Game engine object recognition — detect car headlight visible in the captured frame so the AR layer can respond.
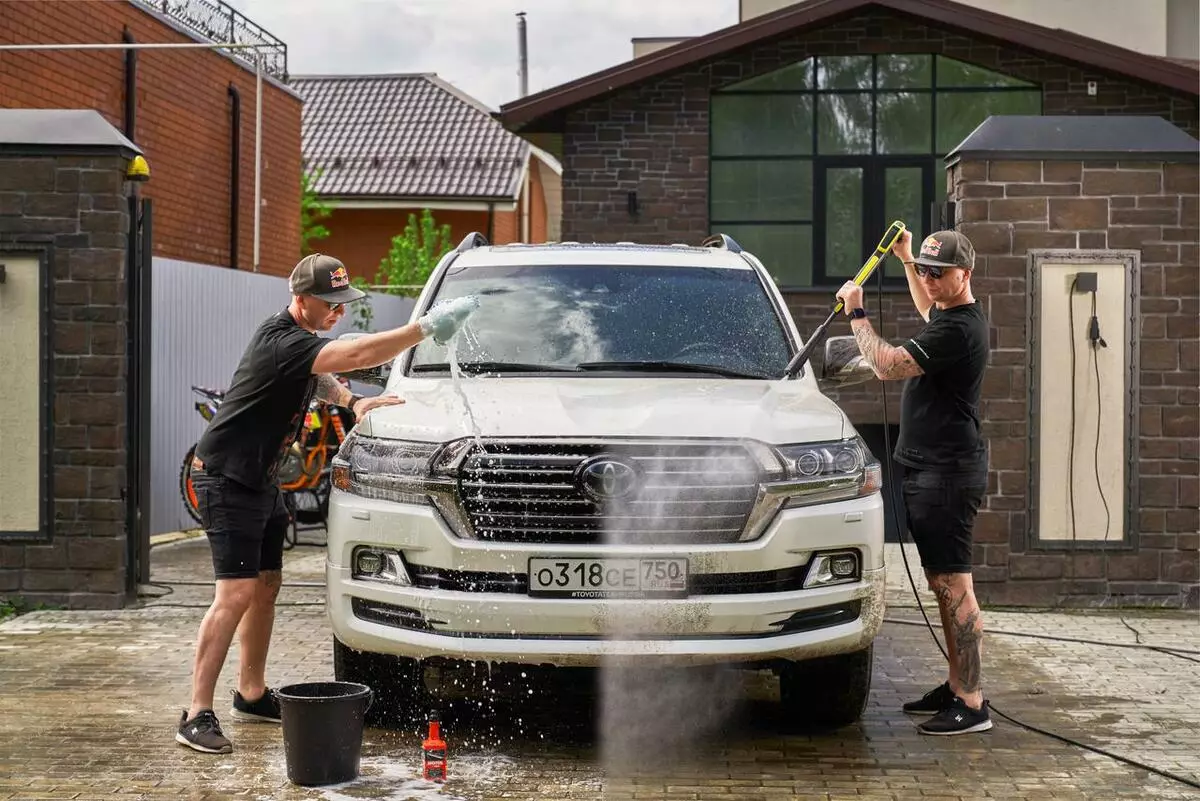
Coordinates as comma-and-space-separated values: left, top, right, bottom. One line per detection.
773, 436, 882, 508
332, 434, 476, 538
332, 433, 453, 503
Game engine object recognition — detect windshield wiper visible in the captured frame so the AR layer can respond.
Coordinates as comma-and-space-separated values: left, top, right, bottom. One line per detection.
410, 361, 581, 374
576, 361, 767, 379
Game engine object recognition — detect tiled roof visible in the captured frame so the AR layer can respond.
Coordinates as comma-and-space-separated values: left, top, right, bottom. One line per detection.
292, 74, 530, 200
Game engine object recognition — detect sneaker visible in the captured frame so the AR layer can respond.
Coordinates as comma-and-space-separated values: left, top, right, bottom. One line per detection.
231, 687, 282, 723
917, 696, 993, 735
902, 681, 954, 715
176, 709, 233, 754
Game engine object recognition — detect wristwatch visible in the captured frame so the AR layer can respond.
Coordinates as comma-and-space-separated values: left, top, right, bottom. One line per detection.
849, 307, 867, 320
347, 393, 364, 414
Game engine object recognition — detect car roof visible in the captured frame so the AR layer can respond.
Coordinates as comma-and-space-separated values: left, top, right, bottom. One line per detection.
451, 240, 757, 270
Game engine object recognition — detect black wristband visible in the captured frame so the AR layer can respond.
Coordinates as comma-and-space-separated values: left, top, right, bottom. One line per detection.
849, 307, 867, 320
347, 393, 364, 413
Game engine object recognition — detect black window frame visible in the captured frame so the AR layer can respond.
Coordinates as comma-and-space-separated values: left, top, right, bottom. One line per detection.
708, 53, 1042, 291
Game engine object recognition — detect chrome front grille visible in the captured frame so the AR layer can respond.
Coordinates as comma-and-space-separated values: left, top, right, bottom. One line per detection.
457, 440, 766, 544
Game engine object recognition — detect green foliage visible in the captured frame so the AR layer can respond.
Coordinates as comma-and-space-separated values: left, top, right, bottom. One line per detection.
301, 167, 333, 257
0, 595, 53, 622
350, 209, 454, 331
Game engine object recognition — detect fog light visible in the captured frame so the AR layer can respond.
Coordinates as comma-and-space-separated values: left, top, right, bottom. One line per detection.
351, 547, 412, 586
803, 550, 861, 588
355, 549, 384, 576
830, 555, 858, 578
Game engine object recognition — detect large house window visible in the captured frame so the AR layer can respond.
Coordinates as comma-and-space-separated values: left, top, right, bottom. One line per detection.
709, 54, 1041, 289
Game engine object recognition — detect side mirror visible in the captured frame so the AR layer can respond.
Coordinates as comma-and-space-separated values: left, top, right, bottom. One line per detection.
819, 335, 875, 389
333, 333, 391, 388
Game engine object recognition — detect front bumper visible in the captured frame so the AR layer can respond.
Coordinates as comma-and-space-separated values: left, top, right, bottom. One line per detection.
325, 488, 886, 668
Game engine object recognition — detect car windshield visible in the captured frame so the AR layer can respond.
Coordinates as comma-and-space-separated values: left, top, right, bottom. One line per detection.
404, 263, 793, 379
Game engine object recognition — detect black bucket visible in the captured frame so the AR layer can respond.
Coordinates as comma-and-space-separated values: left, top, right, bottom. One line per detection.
276, 681, 373, 786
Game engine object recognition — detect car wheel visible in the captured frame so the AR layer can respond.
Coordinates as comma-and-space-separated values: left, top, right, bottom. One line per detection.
778, 644, 873, 729
332, 638, 426, 728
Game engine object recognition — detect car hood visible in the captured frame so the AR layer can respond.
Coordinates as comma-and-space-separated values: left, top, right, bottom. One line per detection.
356, 376, 849, 445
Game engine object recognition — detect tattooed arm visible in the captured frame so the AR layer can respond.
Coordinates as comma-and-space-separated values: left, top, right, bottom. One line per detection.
849, 317, 924, 381
314, 372, 354, 406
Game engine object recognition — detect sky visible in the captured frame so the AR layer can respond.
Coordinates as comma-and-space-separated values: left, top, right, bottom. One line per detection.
227, 0, 739, 110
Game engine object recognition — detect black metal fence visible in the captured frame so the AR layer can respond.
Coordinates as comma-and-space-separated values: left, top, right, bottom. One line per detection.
132, 0, 288, 80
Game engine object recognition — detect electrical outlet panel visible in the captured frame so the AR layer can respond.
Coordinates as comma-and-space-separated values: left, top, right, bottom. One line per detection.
1074, 272, 1097, 293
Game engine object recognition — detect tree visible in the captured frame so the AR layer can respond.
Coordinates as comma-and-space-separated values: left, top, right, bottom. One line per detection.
350, 208, 454, 331
301, 167, 333, 256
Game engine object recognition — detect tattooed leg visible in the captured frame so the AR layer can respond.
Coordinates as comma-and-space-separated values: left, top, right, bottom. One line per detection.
927, 570, 958, 685
929, 571, 984, 709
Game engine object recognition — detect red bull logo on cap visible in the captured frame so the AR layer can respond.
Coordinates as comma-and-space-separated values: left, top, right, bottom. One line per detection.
330, 266, 349, 288
920, 236, 942, 257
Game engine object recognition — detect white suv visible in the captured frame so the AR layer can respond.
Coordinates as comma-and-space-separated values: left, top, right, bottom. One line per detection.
326, 233, 886, 729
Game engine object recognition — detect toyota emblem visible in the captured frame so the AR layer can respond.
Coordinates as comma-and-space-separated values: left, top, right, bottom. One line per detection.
577, 456, 640, 501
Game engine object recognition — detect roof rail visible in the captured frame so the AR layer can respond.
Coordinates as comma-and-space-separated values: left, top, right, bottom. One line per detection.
701, 233, 742, 253
456, 232, 490, 252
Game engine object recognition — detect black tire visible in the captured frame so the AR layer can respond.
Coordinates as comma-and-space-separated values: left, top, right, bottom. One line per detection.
332, 638, 425, 728
179, 444, 202, 526
779, 644, 873, 730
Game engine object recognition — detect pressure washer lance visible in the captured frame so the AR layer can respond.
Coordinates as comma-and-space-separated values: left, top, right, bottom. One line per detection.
422, 712, 448, 783
782, 220, 908, 379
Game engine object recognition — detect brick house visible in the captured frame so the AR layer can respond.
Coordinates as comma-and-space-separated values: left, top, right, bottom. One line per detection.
0, 0, 302, 276
0, 0, 302, 610
498, 0, 1199, 607
292, 74, 562, 284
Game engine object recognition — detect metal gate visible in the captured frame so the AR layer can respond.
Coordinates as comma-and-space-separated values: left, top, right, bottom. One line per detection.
125, 197, 153, 593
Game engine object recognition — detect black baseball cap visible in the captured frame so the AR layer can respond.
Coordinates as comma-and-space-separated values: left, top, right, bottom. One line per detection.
914, 231, 975, 270
289, 253, 367, 304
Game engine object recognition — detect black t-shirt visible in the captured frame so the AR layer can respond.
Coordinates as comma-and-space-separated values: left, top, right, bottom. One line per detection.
196, 308, 332, 490
894, 301, 990, 475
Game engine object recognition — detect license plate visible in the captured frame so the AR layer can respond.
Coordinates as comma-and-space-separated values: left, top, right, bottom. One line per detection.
527, 558, 688, 599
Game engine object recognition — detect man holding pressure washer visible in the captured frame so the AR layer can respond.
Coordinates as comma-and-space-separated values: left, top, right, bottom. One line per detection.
835, 229, 992, 736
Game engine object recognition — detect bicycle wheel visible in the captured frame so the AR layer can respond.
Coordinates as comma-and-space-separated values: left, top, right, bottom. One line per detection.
179, 444, 203, 526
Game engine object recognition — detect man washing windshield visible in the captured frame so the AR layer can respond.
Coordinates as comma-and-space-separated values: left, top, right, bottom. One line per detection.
835, 230, 992, 736
177, 253, 478, 754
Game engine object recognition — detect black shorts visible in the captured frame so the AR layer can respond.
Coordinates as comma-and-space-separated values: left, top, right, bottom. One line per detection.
901, 468, 987, 575
191, 467, 288, 580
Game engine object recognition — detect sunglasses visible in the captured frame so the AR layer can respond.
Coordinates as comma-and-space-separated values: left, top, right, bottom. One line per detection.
915, 263, 945, 279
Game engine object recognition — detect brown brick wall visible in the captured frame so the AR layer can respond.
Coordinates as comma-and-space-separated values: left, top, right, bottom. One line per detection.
0, 153, 132, 610
560, 8, 1198, 246
0, 1, 302, 276
951, 156, 1198, 608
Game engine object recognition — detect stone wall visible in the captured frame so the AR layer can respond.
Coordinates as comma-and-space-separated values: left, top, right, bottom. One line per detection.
0, 154, 132, 609
949, 157, 1198, 607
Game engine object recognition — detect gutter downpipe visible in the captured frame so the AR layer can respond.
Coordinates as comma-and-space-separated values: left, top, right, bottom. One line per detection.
228, 83, 241, 269
253, 53, 263, 272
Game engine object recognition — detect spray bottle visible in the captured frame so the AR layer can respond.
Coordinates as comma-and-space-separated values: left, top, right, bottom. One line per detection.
422, 711, 447, 783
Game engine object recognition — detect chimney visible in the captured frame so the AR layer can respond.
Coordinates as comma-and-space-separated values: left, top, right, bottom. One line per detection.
517, 11, 528, 98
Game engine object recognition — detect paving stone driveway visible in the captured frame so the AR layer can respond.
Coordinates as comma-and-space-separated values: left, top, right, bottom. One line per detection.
0, 536, 1197, 801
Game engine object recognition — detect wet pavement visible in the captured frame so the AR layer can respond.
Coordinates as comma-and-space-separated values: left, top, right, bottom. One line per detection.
1, 533, 1197, 801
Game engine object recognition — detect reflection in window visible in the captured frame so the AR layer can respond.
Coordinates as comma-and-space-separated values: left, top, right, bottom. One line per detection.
876, 93, 932, 153
715, 224, 813, 287
936, 55, 1036, 87
877, 54, 932, 89
711, 95, 812, 156
825, 168, 863, 277
817, 55, 873, 89
710, 160, 812, 222
937, 90, 1042, 153
817, 94, 872, 154
884, 168, 924, 278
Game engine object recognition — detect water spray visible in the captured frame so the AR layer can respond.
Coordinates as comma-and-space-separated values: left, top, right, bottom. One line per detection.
782, 220, 907, 379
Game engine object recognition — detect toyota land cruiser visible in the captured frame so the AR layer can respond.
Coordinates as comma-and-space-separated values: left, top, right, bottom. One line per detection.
326, 233, 885, 729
